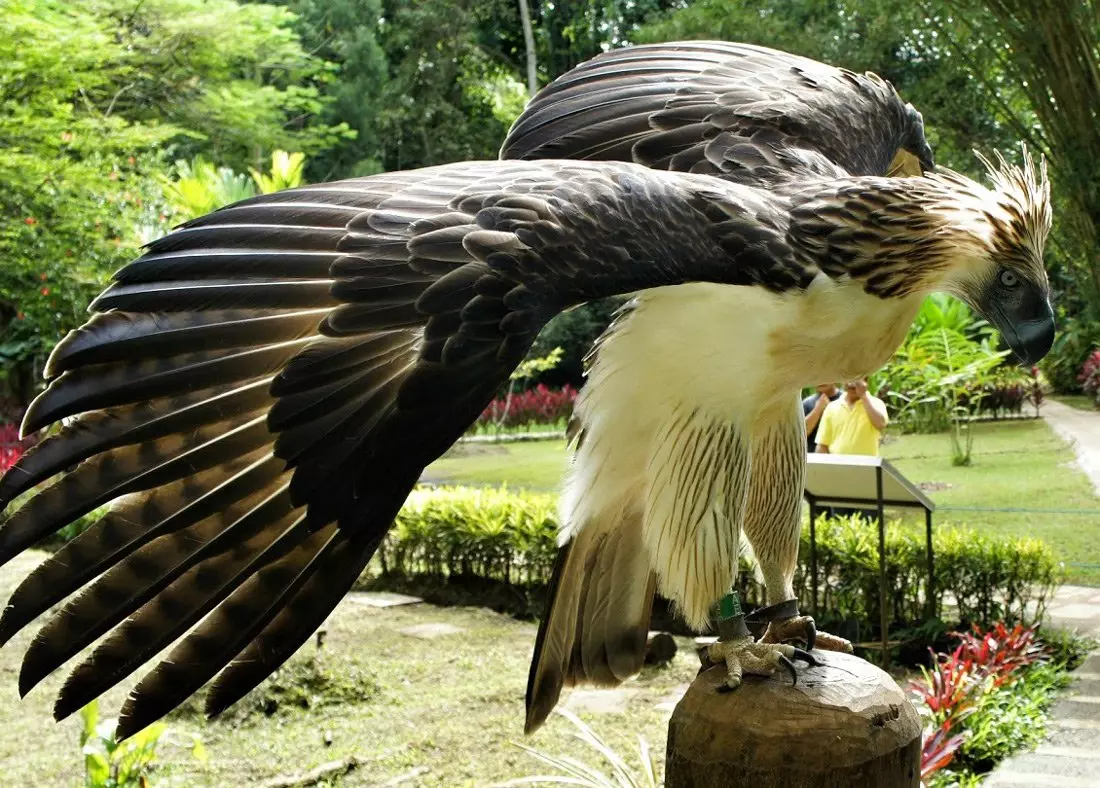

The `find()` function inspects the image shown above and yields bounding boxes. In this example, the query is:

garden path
[984,397,1100,787]
[1043,399,1100,496]
[985,649,1100,787]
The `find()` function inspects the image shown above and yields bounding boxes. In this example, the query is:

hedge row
[376,487,1060,634]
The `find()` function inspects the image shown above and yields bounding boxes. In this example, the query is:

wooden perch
[665,651,921,787]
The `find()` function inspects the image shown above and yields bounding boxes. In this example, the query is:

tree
[0,0,352,411]
[518,0,539,94]
[265,0,391,180]
[933,0,1100,387]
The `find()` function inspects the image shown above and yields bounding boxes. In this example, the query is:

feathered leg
[642,410,749,631]
[742,395,852,654]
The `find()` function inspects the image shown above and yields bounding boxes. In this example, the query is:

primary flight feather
[0,42,1053,740]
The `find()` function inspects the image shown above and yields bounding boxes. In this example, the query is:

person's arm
[815,403,834,453]
[805,394,829,435]
[860,393,887,431]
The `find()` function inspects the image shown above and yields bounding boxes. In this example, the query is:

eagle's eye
[999,269,1019,288]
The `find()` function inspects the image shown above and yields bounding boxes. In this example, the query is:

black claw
[717,682,736,694]
[696,646,714,669]
[778,654,798,685]
[804,618,817,652]
[791,647,822,667]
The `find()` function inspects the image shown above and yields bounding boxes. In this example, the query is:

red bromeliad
[909,622,1046,781]
[953,622,1043,686]
[920,725,967,782]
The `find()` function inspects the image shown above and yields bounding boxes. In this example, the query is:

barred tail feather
[525,513,655,734]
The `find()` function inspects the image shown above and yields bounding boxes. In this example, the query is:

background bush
[374,487,1061,639]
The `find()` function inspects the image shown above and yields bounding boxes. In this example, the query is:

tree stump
[665,650,921,788]
[645,632,678,666]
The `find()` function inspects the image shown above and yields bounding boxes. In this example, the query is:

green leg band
[715,590,750,641]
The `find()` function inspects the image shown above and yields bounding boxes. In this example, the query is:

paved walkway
[1042,399,1100,495]
[985,401,1100,786]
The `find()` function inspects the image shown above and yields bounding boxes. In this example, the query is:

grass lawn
[1054,394,1099,412]
[425,418,1100,584]
[426,440,569,491]
[0,552,697,786]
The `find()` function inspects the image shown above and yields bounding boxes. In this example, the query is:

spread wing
[0,159,801,737]
[501,41,935,183]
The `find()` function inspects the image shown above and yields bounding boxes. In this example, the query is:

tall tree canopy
[0,0,352,408]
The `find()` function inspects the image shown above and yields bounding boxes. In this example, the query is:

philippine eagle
[0,42,1052,740]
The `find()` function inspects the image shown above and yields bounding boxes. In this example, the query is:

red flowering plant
[909,622,1046,782]
[1079,349,1100,407]
[0,423,26,474]
[953,622,1044,686]
[477,384,577,430]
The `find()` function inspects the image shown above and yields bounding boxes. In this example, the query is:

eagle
[0,41,1052,741]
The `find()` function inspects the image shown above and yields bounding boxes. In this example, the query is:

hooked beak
[989,298,1055,366]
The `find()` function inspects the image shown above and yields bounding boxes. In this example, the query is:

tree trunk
[518,0,538,95]
[666,651,921,788]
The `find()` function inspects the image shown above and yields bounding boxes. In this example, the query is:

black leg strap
[745,598,800,637]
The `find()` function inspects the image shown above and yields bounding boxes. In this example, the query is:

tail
[525,516,656,733]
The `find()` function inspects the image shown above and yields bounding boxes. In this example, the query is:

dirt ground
[0,551,701,786]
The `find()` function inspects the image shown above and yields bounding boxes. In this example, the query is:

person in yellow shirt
[815,378,888,456]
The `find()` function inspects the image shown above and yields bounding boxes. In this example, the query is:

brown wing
[501,41,934,183]
[0,159,802,737]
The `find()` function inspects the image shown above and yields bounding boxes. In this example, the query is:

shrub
[1079,349,1100,407]
[377,487,560,586]
[475,384,577,432]
[377,489,1061,637]
[782,515,1059,637]
[911,623,1082,785]
[1043,314,1100,394]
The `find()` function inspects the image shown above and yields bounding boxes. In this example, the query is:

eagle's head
[932,149,1053,365]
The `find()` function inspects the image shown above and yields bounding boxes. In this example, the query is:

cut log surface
[665,650,921,788]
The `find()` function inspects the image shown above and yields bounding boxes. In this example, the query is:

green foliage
[80,699,205,787]
[874,296,1009,436]
[159,159,257,222]
[379,488,1059,637]
[955,661,1070,772]
[0,0,347,408]
[0,2,170,400]
[932,526,1059,627]
[69,0,354,172]
[872,295,1039,467]
[266,0,388,179]
[378,487,560,585]
[374,0,522,170]
[1038,627,1099,671]
[511,347,564,382]
[1044,312,1100,393]
[528,299,625,388]
[917,627,1086,785]
[792,515,1059,637]
[249,150,307,195]
[160,149,307,223]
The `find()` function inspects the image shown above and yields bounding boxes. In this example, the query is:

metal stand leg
[876,466,888,667]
